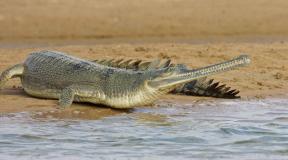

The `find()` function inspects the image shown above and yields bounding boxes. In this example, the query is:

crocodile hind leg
[0,64,24,89]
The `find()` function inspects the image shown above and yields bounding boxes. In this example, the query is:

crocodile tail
[171,77,240,98]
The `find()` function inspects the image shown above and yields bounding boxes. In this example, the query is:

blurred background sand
[1,0,288,40]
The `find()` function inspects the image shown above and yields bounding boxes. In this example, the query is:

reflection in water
[0,98,288,160]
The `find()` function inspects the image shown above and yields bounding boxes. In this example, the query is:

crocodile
[0,50,250,109]
[91,58,241,98]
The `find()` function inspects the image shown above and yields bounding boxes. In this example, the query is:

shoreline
[1,88,287,120]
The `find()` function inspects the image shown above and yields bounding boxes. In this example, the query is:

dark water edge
[0,97,288,160]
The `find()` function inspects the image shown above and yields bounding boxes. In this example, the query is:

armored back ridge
[0,50,250,109]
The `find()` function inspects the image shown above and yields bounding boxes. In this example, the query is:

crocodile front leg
[59,86,76,108]
[59,85,98,108]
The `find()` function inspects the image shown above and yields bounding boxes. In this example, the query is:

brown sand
[0,42,287,118]
[0,0,287,119]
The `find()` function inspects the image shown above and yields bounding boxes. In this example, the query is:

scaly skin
[91,58,240,98]
[0,50,250,109]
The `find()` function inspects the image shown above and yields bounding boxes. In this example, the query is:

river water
[0,98,288,160]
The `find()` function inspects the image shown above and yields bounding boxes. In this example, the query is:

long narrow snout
[148,54,250,90]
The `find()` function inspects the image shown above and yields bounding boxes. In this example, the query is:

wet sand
[0,41,287,118]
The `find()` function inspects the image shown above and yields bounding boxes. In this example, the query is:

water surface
[0,98,288,160]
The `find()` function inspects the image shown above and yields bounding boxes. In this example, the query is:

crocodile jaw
[149,55,250,91]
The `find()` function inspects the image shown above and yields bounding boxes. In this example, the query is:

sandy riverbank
[0,0,288,118]
[0,41,287,118]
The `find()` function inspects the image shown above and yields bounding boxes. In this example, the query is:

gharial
[0,50,250,109]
